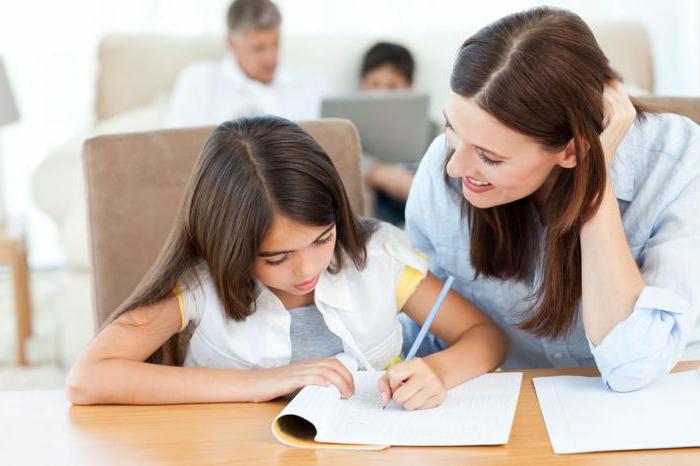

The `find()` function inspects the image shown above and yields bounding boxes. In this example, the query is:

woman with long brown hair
[66,116,508,407]
[405,7,700,392]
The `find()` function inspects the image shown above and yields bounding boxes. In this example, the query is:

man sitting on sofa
[163,0,328,128]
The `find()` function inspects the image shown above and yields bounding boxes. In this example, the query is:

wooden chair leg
[11,243,32,366]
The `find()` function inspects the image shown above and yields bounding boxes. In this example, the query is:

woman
[405,7,700,392]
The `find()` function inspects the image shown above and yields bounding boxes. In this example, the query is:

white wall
[0,0,698,265]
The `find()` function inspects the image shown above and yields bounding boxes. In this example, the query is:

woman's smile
[463,176,495,193]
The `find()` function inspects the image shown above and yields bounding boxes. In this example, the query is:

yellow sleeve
[173,284,187,333]
[396,264,426,309]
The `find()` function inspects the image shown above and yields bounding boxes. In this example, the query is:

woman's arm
[580,82,644,345]
[66,297,354,405]
[377,272,509,410]
[588,173,700,391]
[580,83,700,392]
[580,178,645,345]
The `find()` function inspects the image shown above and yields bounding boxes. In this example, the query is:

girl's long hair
[108,116,374,363]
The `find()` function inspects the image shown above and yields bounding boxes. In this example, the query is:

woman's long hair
[448,7,645,339]
[108,116,374,363]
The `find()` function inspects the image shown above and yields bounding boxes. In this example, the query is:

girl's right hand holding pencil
[377,358,447,410]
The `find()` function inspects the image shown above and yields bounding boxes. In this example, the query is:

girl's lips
[463,176,496,193]
[294,275,319,292]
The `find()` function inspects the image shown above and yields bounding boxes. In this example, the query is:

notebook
[533,368,700,454]
[272,370,523,450]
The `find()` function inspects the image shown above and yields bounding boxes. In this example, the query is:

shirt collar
[314,268,353,312]
[254,279,285,310]
[219,55,290,87]
[253,267,353,312]
[219,55,248,84]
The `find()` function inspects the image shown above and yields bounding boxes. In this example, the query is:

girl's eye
[265,255,288,266]
[264,232,333,265]
[315,233,333,245]
[477,149,502,166]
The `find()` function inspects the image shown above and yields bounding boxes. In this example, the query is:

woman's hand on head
[602,80,637,128]
[377,358,447,410]
[254,357,355,402]
[600,80,637,165]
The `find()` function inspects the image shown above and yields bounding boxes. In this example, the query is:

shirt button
[553,352,563,359]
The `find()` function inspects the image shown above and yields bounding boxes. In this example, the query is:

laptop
[320,91,431,164]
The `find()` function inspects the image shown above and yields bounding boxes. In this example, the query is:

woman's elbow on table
[603,367,660,393]
[599,342,679,393]
[592,292,692,392]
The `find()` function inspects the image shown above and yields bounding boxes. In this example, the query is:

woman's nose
[446,146,473,177]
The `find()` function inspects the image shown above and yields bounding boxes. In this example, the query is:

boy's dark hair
[360,42,415,83]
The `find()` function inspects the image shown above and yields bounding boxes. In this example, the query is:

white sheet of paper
[277,370,523,446]
[533,369,700,454]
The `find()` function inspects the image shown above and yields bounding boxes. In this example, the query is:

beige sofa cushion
[95,24,654,121]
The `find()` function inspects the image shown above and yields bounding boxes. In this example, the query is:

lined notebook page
[275,371,523,447]
[534,369,700,454]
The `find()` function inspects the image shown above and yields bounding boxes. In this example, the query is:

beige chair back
[637,96,700,125]
[84,119,365,339]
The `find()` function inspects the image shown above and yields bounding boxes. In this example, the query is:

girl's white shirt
[177,223,428,371]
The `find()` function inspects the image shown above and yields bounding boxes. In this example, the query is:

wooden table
[0,221,32,366]
[2,363,699,466]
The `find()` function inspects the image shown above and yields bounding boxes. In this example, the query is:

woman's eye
[444,137,456,158]
[265,256,288,266]
[477,149,501,166]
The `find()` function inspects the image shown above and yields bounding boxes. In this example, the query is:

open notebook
[272,370,522,450]
[534,368,700,454]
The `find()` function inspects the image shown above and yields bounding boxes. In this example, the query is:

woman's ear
[557,138,585,169]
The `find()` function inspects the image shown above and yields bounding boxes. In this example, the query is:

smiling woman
[405,6,700,392]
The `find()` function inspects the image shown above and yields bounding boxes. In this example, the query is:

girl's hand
[254,357,355,402]
[600,81,636,166]
[377,358,447,410]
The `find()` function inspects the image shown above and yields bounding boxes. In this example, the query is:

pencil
[382,275,455,409]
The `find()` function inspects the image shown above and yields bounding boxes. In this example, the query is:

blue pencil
[383,275,455,409]
[405,275,455,361]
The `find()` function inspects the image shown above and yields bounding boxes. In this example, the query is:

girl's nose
[293,250,316,279]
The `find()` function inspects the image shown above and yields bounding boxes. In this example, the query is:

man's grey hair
[227,0,281,39]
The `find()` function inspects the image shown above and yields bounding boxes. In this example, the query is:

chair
[83,118,364,364]
[637,96,700,125]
